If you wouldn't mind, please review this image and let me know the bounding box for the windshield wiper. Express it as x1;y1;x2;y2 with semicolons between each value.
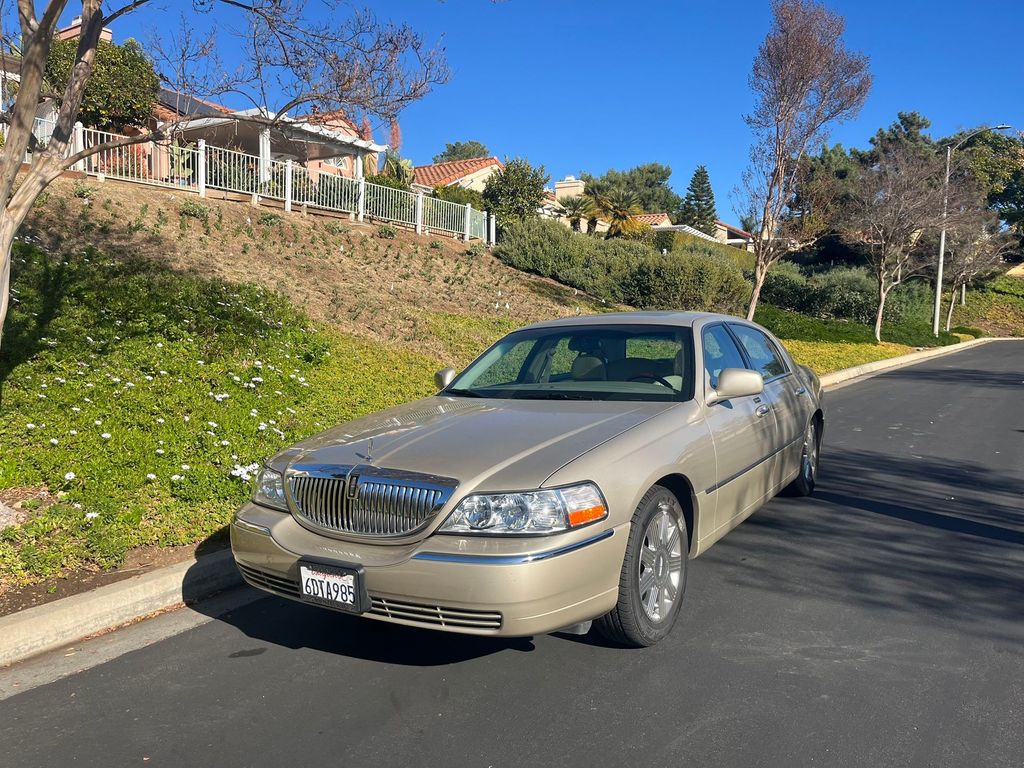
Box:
515;391;598;401
443;388;485;398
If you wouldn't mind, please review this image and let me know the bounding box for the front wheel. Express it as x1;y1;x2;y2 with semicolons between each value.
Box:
594;486;687;647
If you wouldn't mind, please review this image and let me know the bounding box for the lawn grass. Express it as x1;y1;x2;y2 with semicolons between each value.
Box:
0;241;439;590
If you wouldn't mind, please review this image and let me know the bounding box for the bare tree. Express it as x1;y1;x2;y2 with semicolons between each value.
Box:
0;1;450;352
941;212;1014;331
843;143;971;341
742;0;871;320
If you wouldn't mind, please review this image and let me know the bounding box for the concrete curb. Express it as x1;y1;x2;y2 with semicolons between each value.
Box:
0;549;241;668
2;334;1018;668
819;336;1013;390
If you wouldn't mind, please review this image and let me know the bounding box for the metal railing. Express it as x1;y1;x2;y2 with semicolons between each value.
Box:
19;120;492;242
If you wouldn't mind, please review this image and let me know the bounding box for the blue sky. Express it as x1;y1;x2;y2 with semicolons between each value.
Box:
107;0;1024;223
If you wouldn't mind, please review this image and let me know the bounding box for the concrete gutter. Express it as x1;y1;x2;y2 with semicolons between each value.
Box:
0;335;1017;669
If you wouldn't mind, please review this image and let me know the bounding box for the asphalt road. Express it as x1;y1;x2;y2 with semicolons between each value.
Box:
2;341;1023;768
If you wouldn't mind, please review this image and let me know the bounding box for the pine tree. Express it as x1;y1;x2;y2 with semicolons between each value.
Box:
679;166;718;236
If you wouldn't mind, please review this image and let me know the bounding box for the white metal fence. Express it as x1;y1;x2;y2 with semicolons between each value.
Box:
20;120;493;243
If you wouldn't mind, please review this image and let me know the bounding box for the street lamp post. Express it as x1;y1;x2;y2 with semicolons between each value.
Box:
932;124;1011;337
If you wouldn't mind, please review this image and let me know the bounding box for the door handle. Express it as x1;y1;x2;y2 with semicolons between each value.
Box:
794;387;807;396
755;404;771;417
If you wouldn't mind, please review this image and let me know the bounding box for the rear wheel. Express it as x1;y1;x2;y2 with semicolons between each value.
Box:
594;486;687;647
782;417;820;497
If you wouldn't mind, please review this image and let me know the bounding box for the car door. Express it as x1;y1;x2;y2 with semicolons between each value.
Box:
727;323;804;489
700;323;779;531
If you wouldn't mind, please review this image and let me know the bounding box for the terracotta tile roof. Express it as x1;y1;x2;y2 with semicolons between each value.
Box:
413;157;503;188
632;212;673;227
716;219;753;238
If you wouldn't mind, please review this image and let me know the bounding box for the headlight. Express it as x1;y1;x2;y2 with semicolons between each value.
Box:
439;482;607;535
252;467;288;512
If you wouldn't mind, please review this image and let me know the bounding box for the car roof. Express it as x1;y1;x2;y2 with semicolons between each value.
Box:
521;311;744;331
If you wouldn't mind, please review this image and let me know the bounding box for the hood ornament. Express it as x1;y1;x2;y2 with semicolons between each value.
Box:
356;436;374;464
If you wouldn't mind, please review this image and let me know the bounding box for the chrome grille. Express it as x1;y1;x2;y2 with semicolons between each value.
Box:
286;464;457;537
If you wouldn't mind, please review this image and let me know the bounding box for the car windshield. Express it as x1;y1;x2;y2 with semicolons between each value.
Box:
445;324;695;402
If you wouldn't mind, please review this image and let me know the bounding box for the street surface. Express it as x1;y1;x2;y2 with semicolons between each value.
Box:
2;341;1022;767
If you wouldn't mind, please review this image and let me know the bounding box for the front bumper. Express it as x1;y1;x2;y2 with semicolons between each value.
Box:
230;502;627;637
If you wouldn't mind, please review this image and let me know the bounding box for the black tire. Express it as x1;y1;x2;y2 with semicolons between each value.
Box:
594;485;687;647
781;417;820;497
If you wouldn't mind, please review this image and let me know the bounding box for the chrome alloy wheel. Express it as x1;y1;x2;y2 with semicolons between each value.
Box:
801;420;819;485
638;502;684;623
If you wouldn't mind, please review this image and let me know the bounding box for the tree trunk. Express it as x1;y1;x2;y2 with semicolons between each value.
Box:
873;280;889;343
746;261;767;320
944;286;957;332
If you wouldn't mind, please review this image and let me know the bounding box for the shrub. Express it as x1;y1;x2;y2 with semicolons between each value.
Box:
496;217;748;312
620;251;749;313
432;184;485;211
365;174;410;192
258;211;283;227
376;224;397;239
950;325;986;338
429;239;443;250
179;199;210;224
72;181;96;199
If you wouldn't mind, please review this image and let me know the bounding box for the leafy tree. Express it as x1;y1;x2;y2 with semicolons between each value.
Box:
944;129;1024;233
855;112;935;163
482;157;549;222
581;163;681;215
678;165;718;236
432;140;490;164
558;195;590;232
44;38;159;131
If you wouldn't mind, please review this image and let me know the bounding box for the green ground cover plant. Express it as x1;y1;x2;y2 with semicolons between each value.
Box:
0;240;438;589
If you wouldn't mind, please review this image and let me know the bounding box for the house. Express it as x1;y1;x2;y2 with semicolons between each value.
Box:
632;212;673;228
714;220;755;251
412;156;503;193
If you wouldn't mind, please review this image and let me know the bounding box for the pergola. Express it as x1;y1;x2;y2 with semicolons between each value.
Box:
170;108;387;181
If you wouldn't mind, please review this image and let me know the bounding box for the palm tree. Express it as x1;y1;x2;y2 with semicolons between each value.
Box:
602;188;641;237
558;195;590;232
583;180;610;235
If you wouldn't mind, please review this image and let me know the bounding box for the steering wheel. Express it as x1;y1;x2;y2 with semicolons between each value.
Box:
629;374;675;389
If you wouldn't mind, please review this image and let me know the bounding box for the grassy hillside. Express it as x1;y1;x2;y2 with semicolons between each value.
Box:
951;274;1024;337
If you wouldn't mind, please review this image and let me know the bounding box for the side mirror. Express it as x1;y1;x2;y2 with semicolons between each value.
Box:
708;368;763;405
434;367;457;390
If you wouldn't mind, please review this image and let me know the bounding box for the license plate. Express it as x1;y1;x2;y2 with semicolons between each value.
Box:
297;560;367;613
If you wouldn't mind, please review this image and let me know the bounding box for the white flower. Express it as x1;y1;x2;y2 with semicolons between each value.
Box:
183;415;190;422
220;440;230;446
71;406;81;413
156;342;164;348
69;430;78;436
145;375;154;381
26;423;36;430
257;423;267;431
49;438;58;446
171;474;183;482
207;421;218;428
146;473;157;481
64;471;76;481
156;448;165;455
197;360;205;366
230;462;260;482
85;511;99;520
181;464;190;471
101;432;111;440
156;418;165;424
94;419;102;426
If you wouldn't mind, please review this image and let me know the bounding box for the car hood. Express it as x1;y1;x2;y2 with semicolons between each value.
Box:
278;395;677;492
